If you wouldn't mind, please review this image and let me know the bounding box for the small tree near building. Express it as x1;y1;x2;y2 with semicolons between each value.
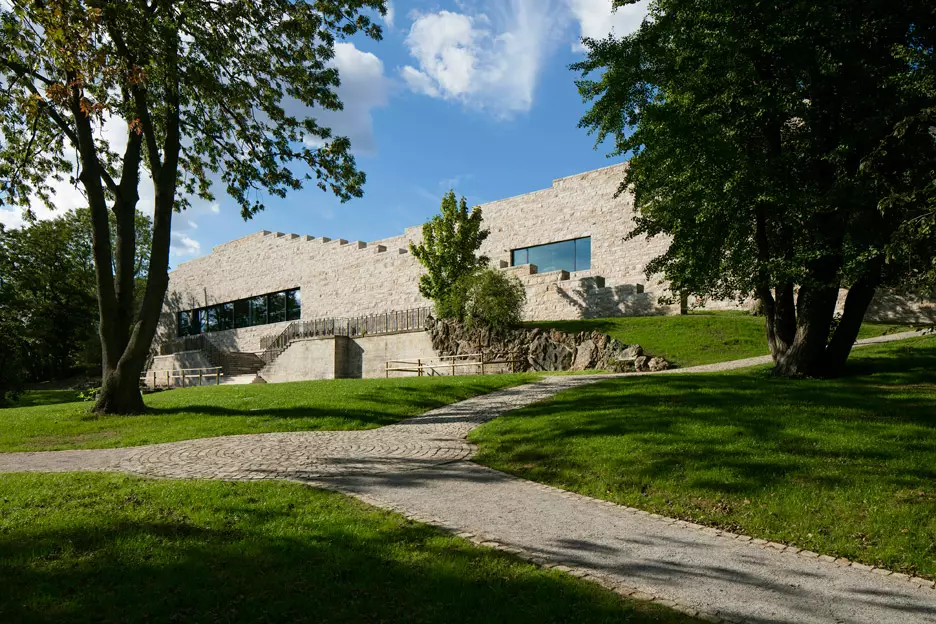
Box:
410;190;489;317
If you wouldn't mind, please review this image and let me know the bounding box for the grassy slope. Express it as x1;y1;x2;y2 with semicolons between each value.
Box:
0;375;538;454
471;336;936;578
528;311;918;367
0;474;693;624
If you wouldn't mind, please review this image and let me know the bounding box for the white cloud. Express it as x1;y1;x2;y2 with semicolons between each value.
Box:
209;203;221;214
383;2;395;29
305;42;390;155
399;1;564;116
170;231;201;258
567;0;649;49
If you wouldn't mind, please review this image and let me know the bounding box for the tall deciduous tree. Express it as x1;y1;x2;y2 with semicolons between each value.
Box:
409;190;490;317
576;0;936;377
0;0;385;412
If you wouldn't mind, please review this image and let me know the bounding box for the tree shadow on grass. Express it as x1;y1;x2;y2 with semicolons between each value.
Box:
0;478;689;624
145;381;518;427
472;343;936;498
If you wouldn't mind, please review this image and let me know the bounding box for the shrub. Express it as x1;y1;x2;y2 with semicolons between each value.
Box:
455;269;527;333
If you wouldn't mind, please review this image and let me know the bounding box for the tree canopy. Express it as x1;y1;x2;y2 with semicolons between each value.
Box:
0;0;385;412
576;0;936;377
0;209;152;388
410;190;490;317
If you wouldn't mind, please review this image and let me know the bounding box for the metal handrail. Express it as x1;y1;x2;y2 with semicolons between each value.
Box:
259;307;433;366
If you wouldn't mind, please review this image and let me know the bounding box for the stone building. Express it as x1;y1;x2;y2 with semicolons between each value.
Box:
159;163;675;354
153;162;934;382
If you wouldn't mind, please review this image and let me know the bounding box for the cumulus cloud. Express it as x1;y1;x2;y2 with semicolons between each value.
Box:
399;1;564;116
567;0;649;49
305;42;390;155
383;2;395;29
170;231;201;258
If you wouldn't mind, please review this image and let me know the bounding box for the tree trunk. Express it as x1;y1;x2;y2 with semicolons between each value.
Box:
92;25;182;415
823;277;879;377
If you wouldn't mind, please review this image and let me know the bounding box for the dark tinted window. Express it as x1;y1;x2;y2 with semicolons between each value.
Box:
204;306;219;332
219;302;235;330
286;289;301;321
177;311;191;337
234;299;250;328
268;291;286;323
178;289;300;334
250;295;267;326
511;237;591;273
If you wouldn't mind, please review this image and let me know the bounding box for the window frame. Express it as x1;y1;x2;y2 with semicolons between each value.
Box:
510;236;591;273
176;288;301;336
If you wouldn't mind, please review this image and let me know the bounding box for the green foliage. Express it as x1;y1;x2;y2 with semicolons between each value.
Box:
0;0;386;412
575;0;936;376
410;191;490;313
472;336;936;578
456;268;527;333
0;374;540;453
0;474;685;624
0;210;151;381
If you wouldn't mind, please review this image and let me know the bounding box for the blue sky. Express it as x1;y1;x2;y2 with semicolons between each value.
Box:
0;0;649;267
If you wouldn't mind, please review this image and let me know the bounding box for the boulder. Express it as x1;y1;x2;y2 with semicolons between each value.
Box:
634;355;651;372
571;339;597;371
648;357;670;372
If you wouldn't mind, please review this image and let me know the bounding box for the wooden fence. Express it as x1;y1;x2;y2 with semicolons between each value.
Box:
385;353;522;377
141;366;223;389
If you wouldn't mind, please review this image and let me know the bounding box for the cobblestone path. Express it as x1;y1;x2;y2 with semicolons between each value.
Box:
1;331;933;623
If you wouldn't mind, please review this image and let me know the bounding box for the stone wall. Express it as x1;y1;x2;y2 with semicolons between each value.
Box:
258;330;436;382
160;163;680;348
259;337;337;383
426;318;670;373
159;162;936;351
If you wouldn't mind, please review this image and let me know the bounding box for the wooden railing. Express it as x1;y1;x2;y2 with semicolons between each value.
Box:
259;307;432;366
141;366;223;389
385;353;522;377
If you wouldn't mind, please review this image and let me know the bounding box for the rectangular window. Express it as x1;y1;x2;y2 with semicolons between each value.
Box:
511;237;591;273
268;291;286;323
233;299;250;328
218;302;235;330
189;309;203;335
204;306;219;332
177;288;301;334
286;289;302;321
177;311;191;337
574;237;591;272
250;295;267;327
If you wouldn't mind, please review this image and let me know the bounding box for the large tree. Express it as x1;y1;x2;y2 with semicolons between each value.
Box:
576;0;936;377
0;0;384;412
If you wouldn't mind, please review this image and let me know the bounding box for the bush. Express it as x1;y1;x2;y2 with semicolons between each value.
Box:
444;269;526;333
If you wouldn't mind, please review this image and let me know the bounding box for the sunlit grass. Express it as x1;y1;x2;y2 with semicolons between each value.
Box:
472;336;936;578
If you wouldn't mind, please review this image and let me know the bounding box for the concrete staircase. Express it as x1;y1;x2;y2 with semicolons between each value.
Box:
220;352;265;377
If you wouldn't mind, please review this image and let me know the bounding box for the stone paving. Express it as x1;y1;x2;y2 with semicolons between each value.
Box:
1;331;934;623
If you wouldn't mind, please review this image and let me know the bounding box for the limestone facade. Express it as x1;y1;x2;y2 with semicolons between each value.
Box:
159;163;680;351
158;161;935;355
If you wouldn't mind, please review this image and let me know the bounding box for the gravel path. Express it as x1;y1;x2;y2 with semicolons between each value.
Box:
1;329;932;623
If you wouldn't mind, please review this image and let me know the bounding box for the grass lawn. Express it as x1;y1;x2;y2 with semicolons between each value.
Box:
0;473;693;624
527;311;918;367
471;336;936;578
0;374;539;454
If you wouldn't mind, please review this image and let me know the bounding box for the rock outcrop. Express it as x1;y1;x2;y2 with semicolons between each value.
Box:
425;317;671;373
